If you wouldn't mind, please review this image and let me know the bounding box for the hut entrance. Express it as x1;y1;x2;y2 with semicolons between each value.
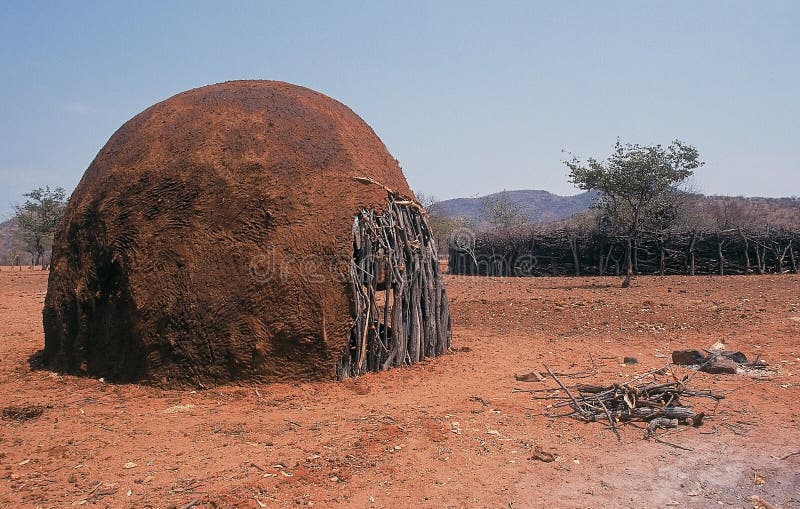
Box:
337;193;451;378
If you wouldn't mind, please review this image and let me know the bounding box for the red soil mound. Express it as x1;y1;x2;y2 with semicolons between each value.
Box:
42;80;448;386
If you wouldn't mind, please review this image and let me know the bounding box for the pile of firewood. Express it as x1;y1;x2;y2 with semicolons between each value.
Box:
532;365;724;439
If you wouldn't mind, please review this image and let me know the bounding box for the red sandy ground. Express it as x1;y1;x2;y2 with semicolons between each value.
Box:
1;268;798;508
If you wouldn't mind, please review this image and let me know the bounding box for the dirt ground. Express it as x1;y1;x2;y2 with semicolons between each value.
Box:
1;267;798;508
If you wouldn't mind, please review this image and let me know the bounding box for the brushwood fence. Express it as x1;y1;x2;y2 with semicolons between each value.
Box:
448;229;799;277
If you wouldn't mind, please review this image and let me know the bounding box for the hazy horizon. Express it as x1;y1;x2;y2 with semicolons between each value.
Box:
2;1;799;218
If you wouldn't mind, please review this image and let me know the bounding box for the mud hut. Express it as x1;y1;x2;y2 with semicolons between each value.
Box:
42;80;451;386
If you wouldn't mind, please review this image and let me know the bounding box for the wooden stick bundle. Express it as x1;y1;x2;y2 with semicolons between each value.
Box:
337;193;451;378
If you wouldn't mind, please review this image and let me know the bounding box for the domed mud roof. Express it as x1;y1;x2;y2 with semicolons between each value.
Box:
43;81;451;387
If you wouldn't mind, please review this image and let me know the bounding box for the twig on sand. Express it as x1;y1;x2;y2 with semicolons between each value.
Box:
781;449;800;460
650;435;694;451
178;498;200;509
72;482;102;505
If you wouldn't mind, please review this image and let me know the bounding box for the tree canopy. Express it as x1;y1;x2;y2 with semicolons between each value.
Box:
14;186;68;267
564;139;703;282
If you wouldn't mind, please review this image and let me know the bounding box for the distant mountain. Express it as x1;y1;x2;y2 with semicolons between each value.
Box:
430;190;800;231
431;189;598;225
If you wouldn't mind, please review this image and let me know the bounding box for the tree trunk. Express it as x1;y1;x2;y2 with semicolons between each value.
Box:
739;228;751;274
625;236;633;277
621;235;633;287
598;246;606;276
569;236;580;276
777;243;791;274
754;244;763;274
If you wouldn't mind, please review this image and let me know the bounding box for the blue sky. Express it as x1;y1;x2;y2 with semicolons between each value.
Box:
1;1;798;217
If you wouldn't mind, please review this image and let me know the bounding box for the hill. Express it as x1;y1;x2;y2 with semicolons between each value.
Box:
431;189;598;225
430;190;800;231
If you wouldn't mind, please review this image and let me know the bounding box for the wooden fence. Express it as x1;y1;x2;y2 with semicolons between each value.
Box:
448;228;799;277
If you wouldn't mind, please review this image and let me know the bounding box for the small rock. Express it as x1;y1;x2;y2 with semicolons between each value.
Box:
514;370;545;382
161;404;195;414
623;356;638;364
672;350;706;365
710;341;726;351
528;447;555;462
750;495;779;509
699;356;738;374
720;351;748;364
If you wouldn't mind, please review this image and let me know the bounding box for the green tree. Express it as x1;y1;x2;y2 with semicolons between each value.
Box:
14;186;68;268
564;140;703;285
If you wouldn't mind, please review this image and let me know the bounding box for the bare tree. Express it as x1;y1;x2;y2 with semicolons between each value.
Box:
482;193;527;232
415;191;471;251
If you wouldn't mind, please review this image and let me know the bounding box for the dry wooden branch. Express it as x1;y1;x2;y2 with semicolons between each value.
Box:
544;364;591;421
